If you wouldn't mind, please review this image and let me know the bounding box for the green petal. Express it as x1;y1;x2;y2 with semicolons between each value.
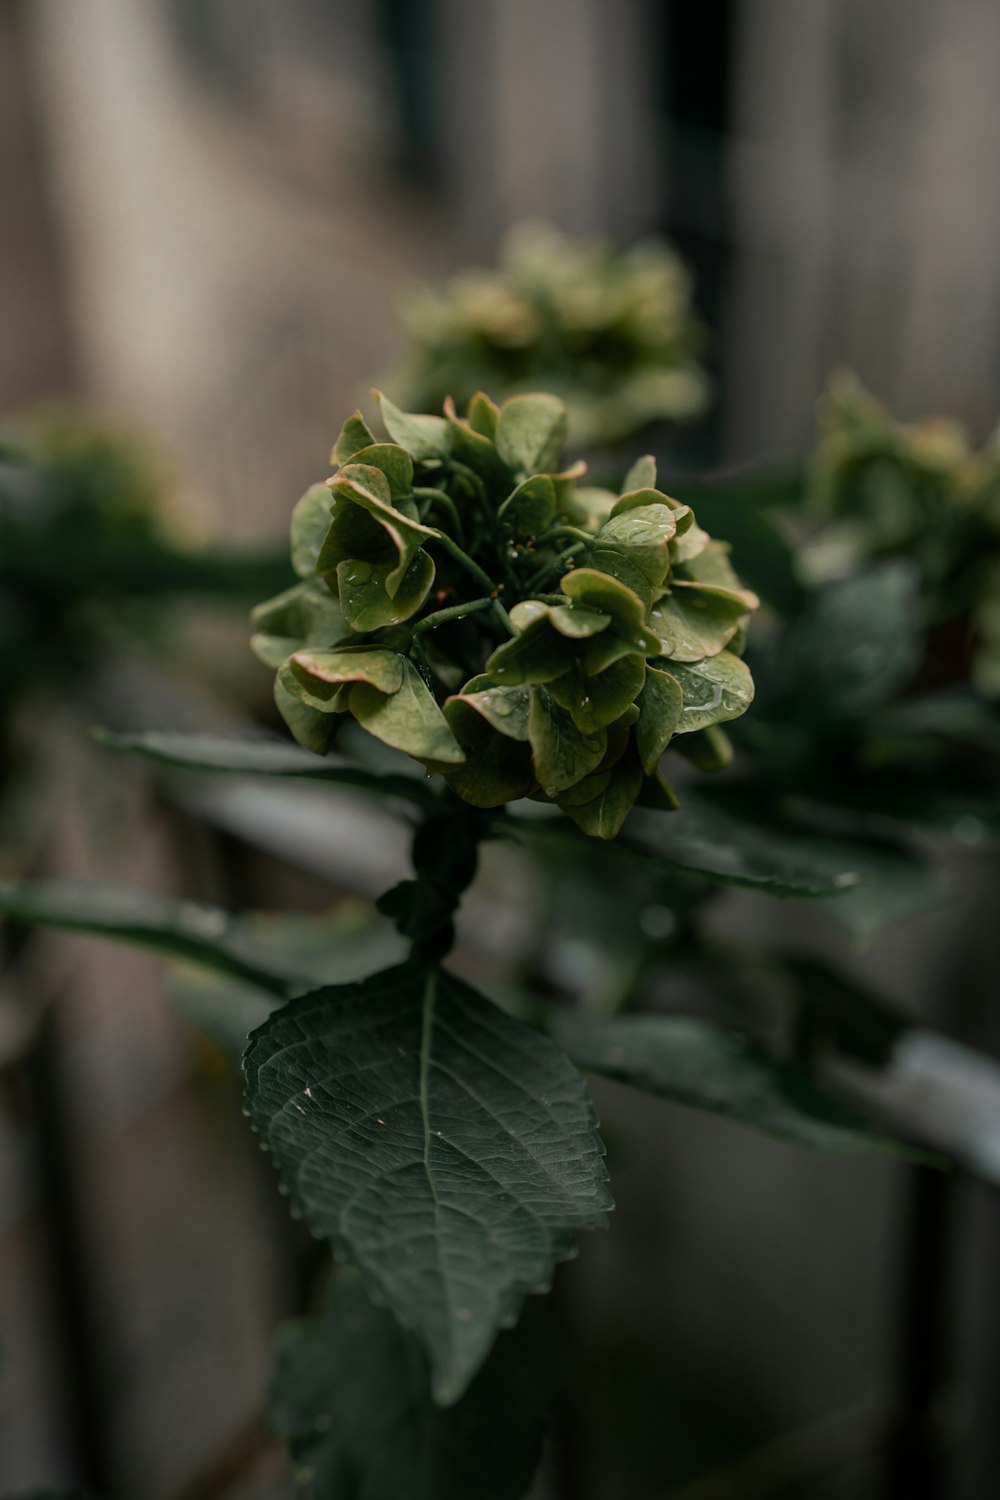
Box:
336;549;436;631
560;759;643;839
548;656;646;734
330;410;376;466
275;665;337;753
291;646;404;697
375;390;449;460
635;665;684;771
651;581;757;662
445;679;531;741
497;474;557;536
486;618;579;685
496;393;567;474
350;659;464;764
666;651;755;733
527;685;607;794
290;483;335;578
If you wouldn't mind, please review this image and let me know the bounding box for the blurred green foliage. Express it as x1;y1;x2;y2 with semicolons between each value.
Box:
390;222;708;452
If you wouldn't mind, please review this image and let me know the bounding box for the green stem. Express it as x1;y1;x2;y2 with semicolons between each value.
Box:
410;596;494;641
414;486;464;544
522;543;587;593
430;530;500;595
537;525;594;547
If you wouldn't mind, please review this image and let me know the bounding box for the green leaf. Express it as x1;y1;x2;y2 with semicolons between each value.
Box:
466;391;500;440
563;1016;895;1152
291;647;405;698
94;728;436;806
623;794;862;897
764;561;921;724
375;391;449;460
291;484;334;578
326;464;436;594
276;666;338;754
250;579;346;649
560;568;648;634
486;618;579;686
528;686;607;794
635;665;684;771
350;658;464;764
495;393;567;474
245;963;611;1404
666;651;755;732
445;678;531;741
560;759;643;839
269;1271;563;1500
0;880;305;994
508;599;610;640
331;410;376;466
497;474;557;536
669;470;805;612
547;656;646;734
622;454;656;492
443;724;536;808
443;682;535;805
597;501;677;586
337;549;436;631
347;442;414;501
444;400;513;491
651;582;756;662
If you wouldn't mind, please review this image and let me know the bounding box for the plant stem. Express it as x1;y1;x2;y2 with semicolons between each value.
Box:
414;486;464;543
410;596;495;640
430;530;499;595
523;544;587;593
537;524;594;547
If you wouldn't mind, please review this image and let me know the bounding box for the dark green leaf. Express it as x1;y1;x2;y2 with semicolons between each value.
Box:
666;651;755;732
290;484;335;579
624;794;862;897
350;659;464;764
528;686;607;794
0;881;312;994
375;391;449;460
331;411;377;466
635;665;684;771
245;962;611;1404
94;728;437;807
563;1015;895;1152
762;561;921;725
275;667;337;753
495;394;567;474
497;474;557;535
560;759;642;839
270;1271;563;1500
622;454;657;493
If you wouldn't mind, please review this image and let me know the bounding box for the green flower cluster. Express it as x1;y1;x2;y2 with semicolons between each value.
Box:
391;223;708;451
253;390;757;837
806;372;1000;696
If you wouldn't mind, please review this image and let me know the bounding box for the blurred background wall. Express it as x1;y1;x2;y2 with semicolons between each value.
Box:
11;0;1000;533
4;3;1000;1499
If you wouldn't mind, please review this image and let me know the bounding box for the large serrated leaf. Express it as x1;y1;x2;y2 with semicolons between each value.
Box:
563;1015;894;1152
270;1271;563;1500
244;962;611;1404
